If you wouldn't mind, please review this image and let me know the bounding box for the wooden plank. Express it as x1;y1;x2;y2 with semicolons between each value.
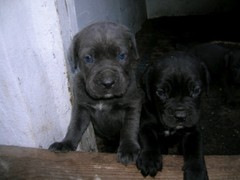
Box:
0;145;239;180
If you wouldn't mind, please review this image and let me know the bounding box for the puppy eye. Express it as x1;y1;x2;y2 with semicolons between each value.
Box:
117;52;127;62
83;55;94;64
156;89;168;100
191;86;201;98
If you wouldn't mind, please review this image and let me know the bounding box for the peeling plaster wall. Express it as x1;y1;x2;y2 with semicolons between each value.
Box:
0;1;71;148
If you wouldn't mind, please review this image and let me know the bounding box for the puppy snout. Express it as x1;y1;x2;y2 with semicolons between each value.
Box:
174;108;187;122
98;69;117;89
101;78;115;88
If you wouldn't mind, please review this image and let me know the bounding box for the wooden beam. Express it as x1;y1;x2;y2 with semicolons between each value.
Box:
0;145;239;179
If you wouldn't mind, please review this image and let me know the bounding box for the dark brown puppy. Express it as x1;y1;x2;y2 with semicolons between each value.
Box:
137;51;209;179
189;43;240;105
49;22;143;165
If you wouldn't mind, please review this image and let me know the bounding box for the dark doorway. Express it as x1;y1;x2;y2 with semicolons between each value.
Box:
136;12;240;155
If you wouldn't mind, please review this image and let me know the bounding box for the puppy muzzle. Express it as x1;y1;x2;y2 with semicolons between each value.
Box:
162;106;198;129
96;69;119;89
86;67;129;99
174;107;187;123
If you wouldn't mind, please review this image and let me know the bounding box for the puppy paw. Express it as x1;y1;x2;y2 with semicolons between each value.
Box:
136;150;162;177
117;142;140;165
183;162;208;180
48;141;75;152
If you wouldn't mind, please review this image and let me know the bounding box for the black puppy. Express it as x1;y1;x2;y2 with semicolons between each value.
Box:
189;42;240;105
137;51;209;179
49;22;143;165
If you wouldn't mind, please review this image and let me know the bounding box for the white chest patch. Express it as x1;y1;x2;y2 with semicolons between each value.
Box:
93;102;106;111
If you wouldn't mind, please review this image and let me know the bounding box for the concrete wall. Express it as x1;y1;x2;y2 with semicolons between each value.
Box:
146;0;239;19
74;0;146;33
0;0;71;148
0;0;146;150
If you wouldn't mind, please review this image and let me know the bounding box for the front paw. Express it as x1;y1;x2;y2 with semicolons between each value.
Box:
183;162;208;180
48;141;75;152
136;150;162;177
117;142;140;165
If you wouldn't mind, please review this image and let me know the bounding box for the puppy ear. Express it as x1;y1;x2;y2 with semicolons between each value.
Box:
141;65;153;101
68;33;81;73
129;33;139;60
201;62;210;96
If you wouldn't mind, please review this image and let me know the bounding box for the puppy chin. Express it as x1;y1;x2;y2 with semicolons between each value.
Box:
102;93;125;99
102;92;126;99
104;94;114;98
86;88;125;100
176;122;197;129
176;124;184;129
162;119;197;130
164;123;184;129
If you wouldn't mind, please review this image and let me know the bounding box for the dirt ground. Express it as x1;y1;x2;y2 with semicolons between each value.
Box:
136;13;240;155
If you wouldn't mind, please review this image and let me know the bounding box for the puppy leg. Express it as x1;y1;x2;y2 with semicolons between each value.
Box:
136;122;162;177
49;103;90;152
117;102;141;165
182;128;208;180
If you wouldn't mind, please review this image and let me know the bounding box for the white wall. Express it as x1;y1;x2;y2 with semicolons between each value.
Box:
0;0;147;150
146;0;238;19
0;1;71;148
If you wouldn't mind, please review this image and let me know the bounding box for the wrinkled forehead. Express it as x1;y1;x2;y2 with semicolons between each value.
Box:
79;23;131;47
78;31;130;59
155;62;201;86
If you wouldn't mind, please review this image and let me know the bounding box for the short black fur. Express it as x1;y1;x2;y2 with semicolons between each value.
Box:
137;51;209;179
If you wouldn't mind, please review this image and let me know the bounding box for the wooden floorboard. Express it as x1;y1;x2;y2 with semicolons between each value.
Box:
0;145;239;179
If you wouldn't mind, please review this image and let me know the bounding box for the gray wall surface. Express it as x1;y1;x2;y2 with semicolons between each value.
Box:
146;0;239;18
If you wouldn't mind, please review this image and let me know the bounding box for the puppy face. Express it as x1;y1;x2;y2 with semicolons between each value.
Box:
72;22;139;99
144;52;209;129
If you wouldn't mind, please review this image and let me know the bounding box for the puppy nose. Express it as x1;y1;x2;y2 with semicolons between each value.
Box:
101;78;115;88
174;109;187;122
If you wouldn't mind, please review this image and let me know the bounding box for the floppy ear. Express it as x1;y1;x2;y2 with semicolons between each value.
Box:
141;65;154;101
68;33;81;73
201;62;210;96
130;34;139;60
